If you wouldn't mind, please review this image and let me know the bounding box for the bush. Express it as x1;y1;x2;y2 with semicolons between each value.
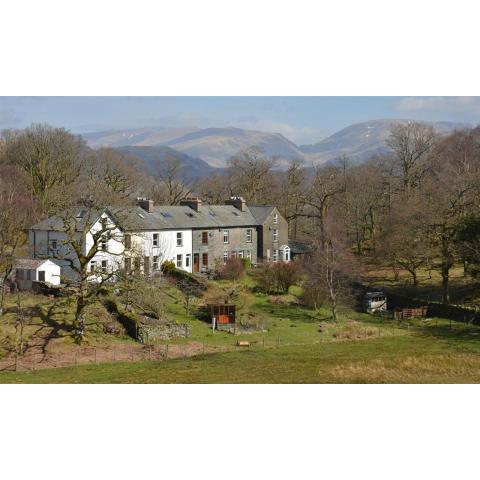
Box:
253;262;302;294
216;257;246;281
161;260;176;275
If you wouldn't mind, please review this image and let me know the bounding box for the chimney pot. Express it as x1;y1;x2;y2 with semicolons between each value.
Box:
225;196;246;212
179;197;202;212
137;198;154;213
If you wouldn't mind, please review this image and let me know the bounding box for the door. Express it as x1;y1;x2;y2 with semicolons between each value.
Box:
193;253;200;272
38;271;45;282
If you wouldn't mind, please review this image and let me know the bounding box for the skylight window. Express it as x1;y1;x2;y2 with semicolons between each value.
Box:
76;209;86;219
161;212;172;218
137;212;145;218
185;212;195;218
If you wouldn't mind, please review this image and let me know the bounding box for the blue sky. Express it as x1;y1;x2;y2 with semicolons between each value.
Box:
0;96;479;145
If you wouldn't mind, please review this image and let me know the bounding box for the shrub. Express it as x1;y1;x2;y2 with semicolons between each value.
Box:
253;262;301;294
217;257;246;281
161;260;176;275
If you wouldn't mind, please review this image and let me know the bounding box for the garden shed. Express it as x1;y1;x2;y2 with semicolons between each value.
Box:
14;258;61;290
364;291;387;313
207;303;236;326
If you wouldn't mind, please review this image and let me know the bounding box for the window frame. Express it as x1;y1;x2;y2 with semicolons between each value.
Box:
202;231;208;245
202;252;208;267
101;260;108;273
223;229;229;244
246;228;252;243
273;229;278;242
90;261;97;273
176;254;183;268
153;256;159;271
273;212;278;224
273;249;278;262
185;253;191;268
153;233;159;248
223;250;229;264
176;232;183;247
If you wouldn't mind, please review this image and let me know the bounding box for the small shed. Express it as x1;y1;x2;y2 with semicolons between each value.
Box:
364;291;387;314
207;303;236;327
14;259;61;290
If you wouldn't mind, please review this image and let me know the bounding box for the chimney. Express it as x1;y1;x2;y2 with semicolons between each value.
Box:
137;197;154;213
225;196;246;212
180;197;202;212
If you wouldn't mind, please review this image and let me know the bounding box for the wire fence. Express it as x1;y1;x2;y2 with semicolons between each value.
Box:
1;318;475;373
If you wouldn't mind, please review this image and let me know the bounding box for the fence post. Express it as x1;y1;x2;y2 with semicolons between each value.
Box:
165;343;169;360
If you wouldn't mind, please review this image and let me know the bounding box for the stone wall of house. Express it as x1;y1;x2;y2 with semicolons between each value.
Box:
192;226;258;271
258;208;289;261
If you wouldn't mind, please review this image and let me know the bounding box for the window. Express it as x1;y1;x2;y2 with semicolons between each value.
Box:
38;270;45;282
223;251;229;264
246;228;252;243
273;229;278;242
101;235;107;251
153;256;159;271
26;270;31;280
176;232;183;247
238;250;244;258
90;261;97;273
152;233;159;247
101;260;107;273
202;253;208;267
223;229;229;244
246;250;252;261
202;231;208;245
50;239;58;251
176;254;183;268
125;258;131;273
273;212;278;224
124;234;132;249
273;249;278;262
186;254;191;268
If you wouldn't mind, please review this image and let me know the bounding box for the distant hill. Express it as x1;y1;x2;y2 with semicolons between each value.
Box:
82;119;472;171
162;127;304;168
300;119;470;165
83;126;200;148
115;145;222;182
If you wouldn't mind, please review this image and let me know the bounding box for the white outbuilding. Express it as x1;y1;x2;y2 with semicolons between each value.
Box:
14;259;61;290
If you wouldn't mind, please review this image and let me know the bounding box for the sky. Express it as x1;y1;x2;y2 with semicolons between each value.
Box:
0;96;479;145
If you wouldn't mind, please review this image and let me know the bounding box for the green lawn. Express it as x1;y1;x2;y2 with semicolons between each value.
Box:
2;333;480;383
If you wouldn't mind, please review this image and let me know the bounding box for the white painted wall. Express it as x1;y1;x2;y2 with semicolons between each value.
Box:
138;229;193;273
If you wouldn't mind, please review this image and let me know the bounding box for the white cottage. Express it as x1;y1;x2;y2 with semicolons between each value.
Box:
14;259;61;290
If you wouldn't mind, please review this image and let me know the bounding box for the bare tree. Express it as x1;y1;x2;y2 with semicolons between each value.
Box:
386;121;437;195
1;124;86;214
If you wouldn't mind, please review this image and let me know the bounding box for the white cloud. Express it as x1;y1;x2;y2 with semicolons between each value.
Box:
395;96;480;116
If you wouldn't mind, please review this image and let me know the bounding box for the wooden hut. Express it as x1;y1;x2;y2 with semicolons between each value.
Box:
207;303;236;327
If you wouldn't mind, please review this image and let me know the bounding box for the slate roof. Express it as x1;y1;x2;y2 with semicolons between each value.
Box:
14;258;51;270
248;205;275;224
288;239;312;255
117;205;259;231
30;204;261;233
29;208;104;232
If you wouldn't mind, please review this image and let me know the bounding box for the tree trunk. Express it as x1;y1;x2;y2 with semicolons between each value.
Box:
74;295;86;343
441;268;450;304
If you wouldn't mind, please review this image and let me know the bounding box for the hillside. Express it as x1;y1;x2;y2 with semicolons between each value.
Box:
163;127;304;168
83;126;200;148
116;145;222;182
300;119;470;165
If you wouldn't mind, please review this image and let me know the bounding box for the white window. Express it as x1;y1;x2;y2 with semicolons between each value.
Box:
153;256;159;270
246;228;252;243
246;250;252;260
273;212;278;224
101;260;107;272
153;233;159;247
238;250;244;258
273;229;278;242
186;254;191;268
223;229;229;244
176;232;183;247
176;254;183;268
90;261;96;273
223;251;229;264
273;249;278;262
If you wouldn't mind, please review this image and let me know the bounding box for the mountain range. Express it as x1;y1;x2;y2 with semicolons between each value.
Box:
82;119;471;173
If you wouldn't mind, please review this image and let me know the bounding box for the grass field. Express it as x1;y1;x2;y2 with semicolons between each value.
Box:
2;331;480;383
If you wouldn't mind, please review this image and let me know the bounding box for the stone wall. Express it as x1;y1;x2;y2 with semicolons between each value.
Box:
138;323;191;343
